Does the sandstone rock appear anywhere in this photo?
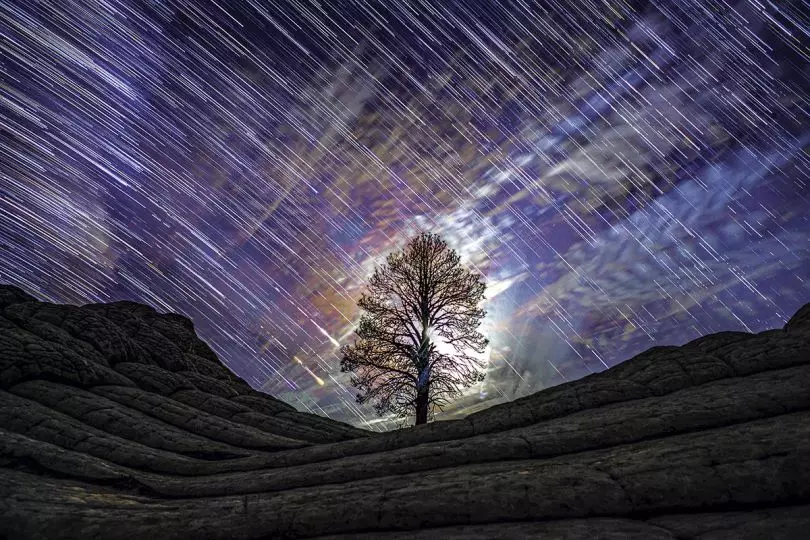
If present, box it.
[0,285,36,308]
[0,428,136,483]
[83,302,191,370]
[0,390,232,475]
[91,385,308,451]
[785,302,810,331]
[0,284,808,539]
[181,352,247,382]
[9,380,251,459]
[0,315,136,389]
[175,369,244,398]
[114,362,197,394]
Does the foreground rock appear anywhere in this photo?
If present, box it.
[1,284,808,539]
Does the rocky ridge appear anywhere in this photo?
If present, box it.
[1,283,809,538]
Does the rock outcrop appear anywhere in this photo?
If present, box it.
[1,283,808,539]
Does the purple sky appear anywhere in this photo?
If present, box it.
[1,0,808,429]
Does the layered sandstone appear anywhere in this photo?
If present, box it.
[1,284,808,538]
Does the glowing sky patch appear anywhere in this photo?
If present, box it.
[0,0,808,429]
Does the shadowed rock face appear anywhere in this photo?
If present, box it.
[1,284,808,539]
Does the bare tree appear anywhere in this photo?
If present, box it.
[340,232,488,425]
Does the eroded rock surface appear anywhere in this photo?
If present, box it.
[0,284,808,539]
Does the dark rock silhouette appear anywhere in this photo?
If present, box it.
[0,283,808,539]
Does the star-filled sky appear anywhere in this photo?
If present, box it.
[1,0,808,430]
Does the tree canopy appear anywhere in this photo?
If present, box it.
[340,232,488,425]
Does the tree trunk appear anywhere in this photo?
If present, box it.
[415,387,429,425]
[415,330,430,425]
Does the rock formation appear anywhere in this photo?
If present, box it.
[1,283,808,539]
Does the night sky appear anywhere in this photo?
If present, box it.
[1,0,808,430]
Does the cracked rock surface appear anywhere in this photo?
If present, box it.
[0,284,808,539]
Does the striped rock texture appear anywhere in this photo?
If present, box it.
[1,284,808,539]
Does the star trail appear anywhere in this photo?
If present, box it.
[1,0,808,429]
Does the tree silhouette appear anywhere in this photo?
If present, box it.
[340,232,488,425]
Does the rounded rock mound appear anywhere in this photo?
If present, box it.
[1,284,809,539]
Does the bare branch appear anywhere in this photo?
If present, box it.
[340,232,488,425]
